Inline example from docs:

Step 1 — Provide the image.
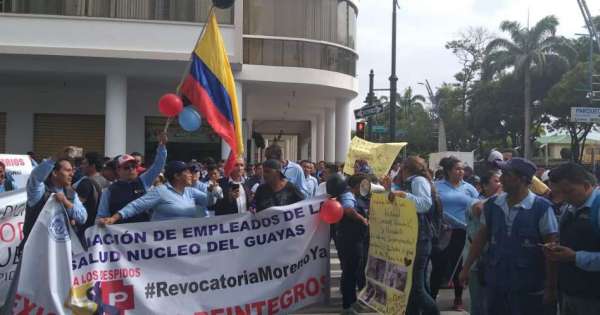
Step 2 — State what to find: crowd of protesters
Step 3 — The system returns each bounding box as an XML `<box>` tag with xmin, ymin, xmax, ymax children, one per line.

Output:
<box><xmin>6</xmin><ymin>137</ymin><xmax>600</xmax><ymax>315</ymax></box>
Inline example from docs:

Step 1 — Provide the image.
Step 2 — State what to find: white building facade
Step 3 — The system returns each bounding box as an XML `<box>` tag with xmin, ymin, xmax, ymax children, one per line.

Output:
<box><xmin>0</xmin><ymin>0</ymin><xmax>358</xmax><ymax>163</ymax></box>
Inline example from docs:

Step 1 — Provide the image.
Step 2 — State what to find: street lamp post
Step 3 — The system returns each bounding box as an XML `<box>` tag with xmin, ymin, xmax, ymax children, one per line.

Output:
<box><xmin>389</xmin><ymin>0</ymin><xmax>398</xmax><ymax>142</ymax></box>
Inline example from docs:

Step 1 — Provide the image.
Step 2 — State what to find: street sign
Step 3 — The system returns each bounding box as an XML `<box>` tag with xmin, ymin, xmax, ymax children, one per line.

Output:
<box><xmin>354</xmin><ymin>104</ymin><xmax>384</xmax><ymax>120</ymax></box>
<box><xmin>571</xmin><ymin>107</ymin><xmax>600</xmax><ymax>123</ymax></box>
<box><xmin>372</xmin><ymin>125</ymin><xmax>387</xmax><ymax>133</ymax></box>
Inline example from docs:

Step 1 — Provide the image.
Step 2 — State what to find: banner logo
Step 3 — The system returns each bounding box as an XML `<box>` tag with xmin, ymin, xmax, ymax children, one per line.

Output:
<box><xmin>48</xmin><ymin>213</ymin><xmax>70</xmax><ymax>242</ymax></box>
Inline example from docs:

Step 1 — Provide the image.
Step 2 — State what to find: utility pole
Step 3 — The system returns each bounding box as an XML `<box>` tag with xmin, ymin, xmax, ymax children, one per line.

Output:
<box><xmin>367</xmin><ymin>70</ymin><xmax>375</xmax><ymax>140</ymax></box>
<box><xmin>389</xmin><ymin>0</ymin><xmax>398</xmax><ymax>142</ymax></box>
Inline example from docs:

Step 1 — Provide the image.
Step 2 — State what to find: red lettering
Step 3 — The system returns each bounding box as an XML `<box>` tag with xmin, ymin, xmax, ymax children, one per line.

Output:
<box><xmin>251</xmin><ymin>301</ymin><xmax>266</xmax><ymax>315</ymax></box>
<box><xmin>35</xmin><ymin>306</ymin><xmax>44</xmax><ymax>315</ymax></box>
<box><xmin>306</xmin><ymin>278</ymin><xmax>320</xmax><ymax>296</ymax></box>
<box><xmin>280</xmin><ymin>289</ymin><xmax>294</xmax><ymax>309</ymax></box>
<box><xmin>18</xmin><ymin>222</ymin><xmax>23</xmax><ymax>241</ymax></box>
<box><xmin>267</xmin><ymin>297</ymin><xmax>279</xmax><ymax>315</ymax></box>
<box><xmin>211</xmin><ymin>309</ymin><xmax>225</xmax><ymax>315</ymax></box>
<box><xmin>0</xmin><ymin>223</ymin><xmax>16</xmax><ymax>243</ymax></box>
<box><xmin>293</xmin><ymin>283</ymin><xmax>305</xmax><ymax>303</ymax></box>
<box><xmin>194</xmin><ymin>312</ymin><xmax>208</xmax><ymax>315</ymax></box>
<box><xmin>16</xmin><ymin>297</ymin><xmax>36</xmax><ymax>315</ymax></box>
<box><xmin>235</xmin><ymin>305</ymin><xmax>251</xmax><ymax>315</ymax></box>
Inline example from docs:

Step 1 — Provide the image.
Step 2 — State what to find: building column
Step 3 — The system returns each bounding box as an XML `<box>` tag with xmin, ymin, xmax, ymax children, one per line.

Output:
<box><xmin>105</xmin><ymin>74</ymin><xmax>127</xmax><ymax>157</ymax></box>
<box><xmin>221</xmin><ymin>141</ymin><xmax>231</xmax><ymax>160</ymax></box>
<box><xmin>317</xmin><ymin>113</ymin><xmax>325</xmax><ymax>162</ymax></box>
<box><xmin>310</xmin><ymin>117</ymin><xmax>317</xmax><ymax>162</ymax></box>
<box><xmin>324</xmin><ymin>107</ymin><xmax>335</xmax><ymax>163</ymax></box>
<box><xmin>6</xmin><ymin>112</ymin><xmax>33</xmax><ymax>154</ymax></box>
<box><xmin>335</xmin><ymin>99</ymin><xmax>351</xmax><ymax>163</ymax></box>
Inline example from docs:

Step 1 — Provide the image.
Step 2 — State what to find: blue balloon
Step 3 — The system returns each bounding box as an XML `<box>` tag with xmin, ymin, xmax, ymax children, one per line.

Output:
<box><xmin>178</xmin><ymin>106</ymin><xmax>202</xmax><ymax>132</ymax></box>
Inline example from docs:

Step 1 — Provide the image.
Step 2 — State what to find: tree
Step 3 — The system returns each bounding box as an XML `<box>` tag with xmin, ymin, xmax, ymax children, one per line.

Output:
<box><xmin>398</xmin><ymin>87</ymin><xmax>426</xmax><ymax>120</ymax></box>
<box><xmin>544</xmin><ymin>55</ymin><xmax>600</xmax><ymax>163</ymax></box>
<box><xmin>483</xmin><ymin>15</ymin><xmax>576</xmax><ymax>158</ymax></box>
<box><xmin>446</xmin><ymin>27</ymin><xmax>493</xmax><ymax>122</ymax></box>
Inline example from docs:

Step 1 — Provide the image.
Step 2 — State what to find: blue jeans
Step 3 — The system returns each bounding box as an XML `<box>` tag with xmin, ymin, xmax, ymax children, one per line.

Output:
<box><xmin>406</xmin><ymin>239</ymin><xmax>440</xmax><ymax>315</ymax></box>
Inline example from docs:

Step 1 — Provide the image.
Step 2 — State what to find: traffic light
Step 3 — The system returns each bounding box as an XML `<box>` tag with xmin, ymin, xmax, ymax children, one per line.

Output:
<box><xmin>356</xmin><ymin>121</ymin><xmax>366</xmax><ymax>139</ymax></box>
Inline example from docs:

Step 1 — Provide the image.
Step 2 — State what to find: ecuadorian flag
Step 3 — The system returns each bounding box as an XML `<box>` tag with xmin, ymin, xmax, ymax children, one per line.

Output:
<box><xmin>181</xmin><ymin>13</ymin><xmax>243</xmax><ymax>173</ymax></box>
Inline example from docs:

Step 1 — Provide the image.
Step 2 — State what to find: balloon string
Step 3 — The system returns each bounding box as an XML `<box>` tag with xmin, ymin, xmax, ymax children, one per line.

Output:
<box><xmin>163</xmin><ymin>117</ymin><xmax>172</xmax><ymax>134</ymax></box>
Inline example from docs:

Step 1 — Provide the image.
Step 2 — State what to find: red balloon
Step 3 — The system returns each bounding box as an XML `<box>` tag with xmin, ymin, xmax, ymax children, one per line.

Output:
<box><xmin>158</xmin><ymin>93</ymin><xmax>184</xmax><ymax>117</ymax></box>
<box><xmin>319</xmin><ymin>199</ymin><xmax>344</xmax><ymax>224</ymax></box>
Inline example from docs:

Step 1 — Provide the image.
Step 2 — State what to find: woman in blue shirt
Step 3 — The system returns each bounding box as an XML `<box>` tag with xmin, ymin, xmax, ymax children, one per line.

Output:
<box><xmin>100</xmin><ymin>161</ymin><xmax>208</xmax><ymax>223</ymax></box>
<box><xmin>431</xmin><ymin>156</ymin><xmax>478</xmax><ymax>311</ymax></box>
<box><xmin>0</xmin><ymin>161</ymin><xmax>16</xmax><ymax>193</ymax></box>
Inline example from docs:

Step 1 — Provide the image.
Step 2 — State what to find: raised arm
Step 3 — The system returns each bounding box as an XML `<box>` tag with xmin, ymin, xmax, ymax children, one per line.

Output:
<box><xmin>140</xmin><ymin>133</ymin><xmax>168</xmax><ymax>189</ymax></box>
<box><xmin>26</xmin><ymin>159</ymin><xmax>55</xmax><ymax>206</ymax></box>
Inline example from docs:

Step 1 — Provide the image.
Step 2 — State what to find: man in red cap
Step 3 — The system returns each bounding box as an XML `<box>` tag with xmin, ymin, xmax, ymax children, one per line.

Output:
<box><xmin>96</xmin><ymin>133</ymin><xmax>168</xmax><ymax>223</ymax></box>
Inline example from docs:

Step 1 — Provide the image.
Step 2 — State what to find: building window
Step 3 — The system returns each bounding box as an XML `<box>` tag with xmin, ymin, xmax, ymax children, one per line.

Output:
<box><xmin>244</xmin><ymin>0</ymin><xmax>357</xmax><ymax>50</ymax></box>
<box><xmin>244</xmin><ymin>38</ymin><xmax>357</xmax><ymax>76</ymax></box>
<box><xmin>0</xmin><ymin>0</ymin><xmax>233</xmax><ymax>24</ymax></box>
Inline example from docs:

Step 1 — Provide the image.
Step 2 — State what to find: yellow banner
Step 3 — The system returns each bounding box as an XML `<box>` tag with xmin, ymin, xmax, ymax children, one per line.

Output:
<box><xmin>360</xmin><ymin>193</ymin><xmax>418</xmax><ymax>315</ymax></box>
<box><xmin>343</xmin><ymin>137</ymin><xmax>406</xmax><ymax>177</ymax></box>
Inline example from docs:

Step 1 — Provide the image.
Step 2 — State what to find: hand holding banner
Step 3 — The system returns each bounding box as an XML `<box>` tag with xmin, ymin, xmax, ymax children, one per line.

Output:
<box><xmin>343</xmin><ymin>137</ymin><xmax>406</xmax><ymax>178</ymax></box>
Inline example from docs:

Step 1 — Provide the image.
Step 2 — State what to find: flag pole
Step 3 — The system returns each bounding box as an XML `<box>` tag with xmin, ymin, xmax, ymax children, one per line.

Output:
<box><xmin>163</xmin><ymin>6</ymin><xmax>216</xmax><ymax>133</ymax></box>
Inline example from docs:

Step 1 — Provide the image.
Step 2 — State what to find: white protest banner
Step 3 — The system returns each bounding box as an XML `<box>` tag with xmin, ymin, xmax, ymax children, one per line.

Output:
<box><xmin>0</xmin><ymin>154</ymin><xmax>33</xmax><ymax>189</ymax></box>
<box><xmin>0</xmin><ymin>189</ymin><xmax>26</xmax><ymax>307</ymax></box>
<box><xmin>14</xmin><ymin>197</ymin><xmax>330</xmax><ymax>314</ymax></box>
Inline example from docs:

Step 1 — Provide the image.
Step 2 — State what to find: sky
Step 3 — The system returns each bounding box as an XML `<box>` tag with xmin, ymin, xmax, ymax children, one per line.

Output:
<box><xmin>354</xmin><ymin>0</ymin><xmax>600</xmax><ymax>111</ymax></box>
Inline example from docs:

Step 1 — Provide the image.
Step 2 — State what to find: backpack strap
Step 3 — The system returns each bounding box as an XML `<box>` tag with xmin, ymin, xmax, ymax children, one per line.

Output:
<box><xmin>483</xmin><ymin>196</ymin><xmax>498</xmax><ymax>241</ymax></box>
<box><xmin>590</xmin><ymin>192</ymin><xmax>600</xmax><ymax>236</ymax></box>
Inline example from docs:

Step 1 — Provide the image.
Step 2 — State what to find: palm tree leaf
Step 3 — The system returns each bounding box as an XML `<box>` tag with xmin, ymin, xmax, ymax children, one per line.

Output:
<box><xmin>529</xmin><ymin>15</ymin><xmax>559</xmax><ymax>43</ymax></box>
<box><xmin>500</xmin><ymin>21</ymin><xmax>526</xmax><ymax>46</ymax></box>
<box><xmin>485</xmin><ymin>38</ymin><xmax>523</xmax><ymax>56</ymax></box>
<box><xmin>482</xmin><ymin>50</ymin><xmax>516</xmax><ymax>80</ymax></box>
<box><xmin>539</xmin><ymin>36</ymin><xmax>578</xmax><ymax>66</ymax></box>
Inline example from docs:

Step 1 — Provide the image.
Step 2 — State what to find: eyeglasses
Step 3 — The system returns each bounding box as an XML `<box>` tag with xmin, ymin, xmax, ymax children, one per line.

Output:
<box><xmin>120</xmin><ymin>165</ymin><xmax>136</xmax><ymax>171</ymax></box>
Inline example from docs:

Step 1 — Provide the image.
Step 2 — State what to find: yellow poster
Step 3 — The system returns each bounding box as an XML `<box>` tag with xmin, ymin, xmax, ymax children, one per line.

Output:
<box><xmin>343</xmin><ymin>137</ymin><xmax>406</xmax><ymax>177</ymax></box>
<box><xmin>360</xmin><ymin>193</ymin><xmax>418</xmax><ymax>315</ymax></box>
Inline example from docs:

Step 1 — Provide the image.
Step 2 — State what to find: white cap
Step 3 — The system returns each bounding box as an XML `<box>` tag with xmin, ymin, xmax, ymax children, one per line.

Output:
<box><xmin>488</xmin><ymin>150</ymin><xmax>503</xmax><ymax>163</ymax></box>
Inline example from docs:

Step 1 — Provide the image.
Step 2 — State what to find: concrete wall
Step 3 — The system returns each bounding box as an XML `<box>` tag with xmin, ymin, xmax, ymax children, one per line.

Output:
<box><xmin>0</xmin><ymin>14</ymin><xmax>238</xmax><ymax>62</ymax></box>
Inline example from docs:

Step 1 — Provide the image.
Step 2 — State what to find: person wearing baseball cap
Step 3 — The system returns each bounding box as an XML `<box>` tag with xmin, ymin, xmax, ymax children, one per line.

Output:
<box><xmin>487</xmin><ymin>149</ymin><xmax>549</xmax><ymax>196</ymax></box>
<box><xmin>97</xmin><ymin>132</ymin><xmax>168</xmax><ymax>224</ymax></box>
<box><xmin>100</xmin><ymin>160</ymin><xmax>209</xmax><ymax>223</ymax></box>
<box><xmin>461</xmin><ymin>157</ymin><xmax>559</xmax><ymax>315</ymax></box>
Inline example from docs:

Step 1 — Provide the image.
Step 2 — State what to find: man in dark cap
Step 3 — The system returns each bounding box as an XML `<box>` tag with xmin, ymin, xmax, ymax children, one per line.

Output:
<box><xmin>253</xmin><ymin>159</ymin><xmax>304</xmax><ymax>212</ymax></box>
<box><xmin>460</xmin><ymin>157</ymin><xmax>559</xmax><ymax>315</ymax></box>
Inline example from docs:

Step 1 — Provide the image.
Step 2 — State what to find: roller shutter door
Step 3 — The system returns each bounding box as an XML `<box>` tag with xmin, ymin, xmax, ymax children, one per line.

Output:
<box><xmin>0</xmin><ymin>113</ymin><xmax>5</xmax><ymax>153</ymax></box>
<box><xmin>34</xmin><ymin>114</ymin><xmax>104</xmax><ymax>158</ymax></box>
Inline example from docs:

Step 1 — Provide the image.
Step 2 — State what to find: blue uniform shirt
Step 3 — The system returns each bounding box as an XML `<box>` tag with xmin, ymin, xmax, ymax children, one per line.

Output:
<box><xmin>435</xmin><ymin>179</ymin><xmax>479</xmax><ymax>229</ymax></box>
<box><xmin>338</xmin><ymin>191</ymin><xmax>357</xmax><ymax>209</ymax></box>
<box><xmin>480</xmin><ymin>191</ymin><xmax>559</xmax><ymax>237</ymax></box>
<box><xmin>118</xmin><ymin>183</ymin><xmax>208</xmax><ymax>221</ymax></box>
<box><xmin>97</xmin><ymin>145</ymin><xmax>167</xmax><ymax>218</ymax></box>
<box><xmin>405</xmin><ymin>175</ymin><xmax>433</xmax><ymax>214</ymax></box>
<box><xmin>26</xmin><ymin>159</ymin><xmax>87</xmax><ymax>225</ymax></box>
<box><xmin>282</xmin><ymin>161</ymin><xmax>309</xmax><ymax>198</ymax></box>
<box><xmin>568</xmin><ymin>189</ymin><xmax>600</xmax><ymax>271</ymax></box>
<box><xmin>0</xmin><ymin>178</ymin><xmax>16</xmax><ymax>193</ymax></box>
<box><xmin>305</xmin><ymin>175</ymin><xmax>318</xmax><ymax>198</ymax></box>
